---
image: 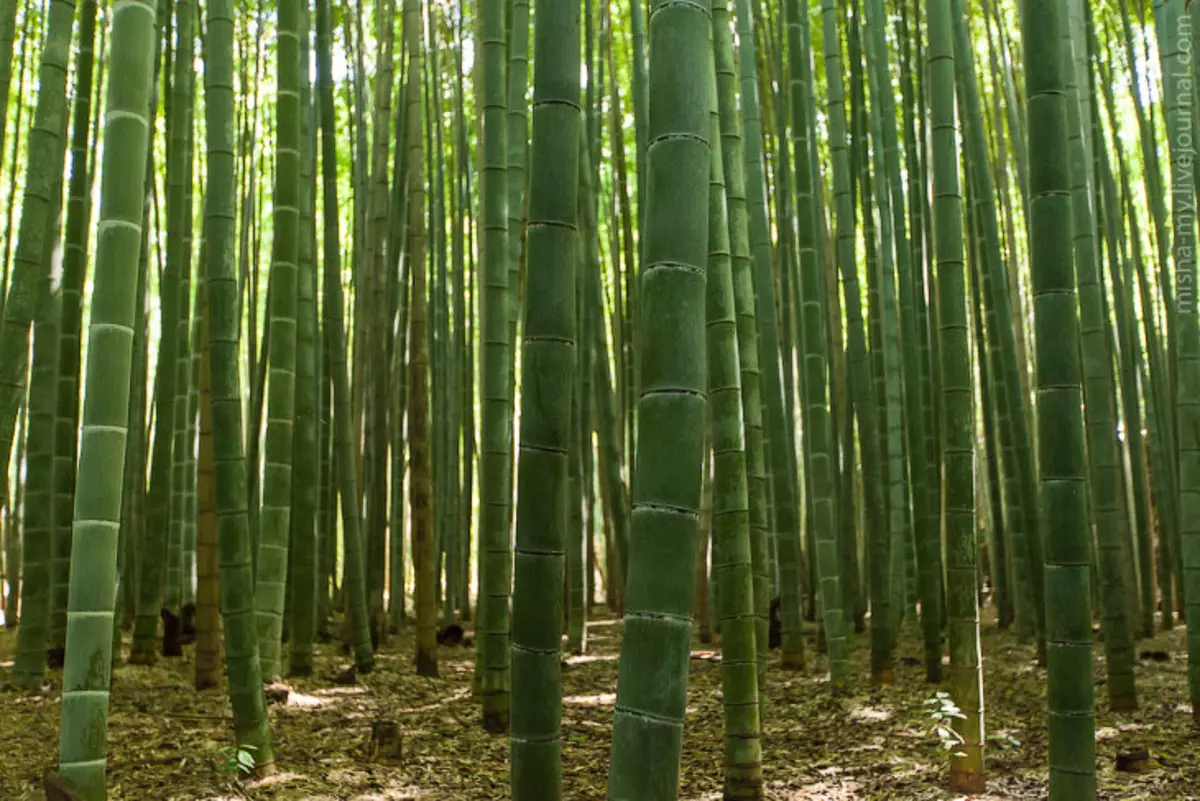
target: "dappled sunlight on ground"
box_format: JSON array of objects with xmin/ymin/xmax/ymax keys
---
[
  {"xmin": 562, "ymin": 652, "xmax": 618, "ymax": 666},
  {"xmin": 285, "ymin": 691, "xmax": 329, "ymax": 709},
  {"xmin": 0, "ymin": 614, "xmax": 1195, "ymax": 799},
  {"xmin": 848, "ymin": 703, "xmax": 894, "ymax": 722},
  {"xmin": 312, "ymin": 685, "xmax": 369, "ymax": 696},
  {"xmin": 562, "ymin": 691, "xmax": 616, "ymax": 707}
]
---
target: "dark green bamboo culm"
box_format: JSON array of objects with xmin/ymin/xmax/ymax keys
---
[
  {"xmin": 161, "ymin": 0, "xmax": 197, "ymax": 660},
  {"xmin": 12, "ymin": 116, "xmax": 65, "ymax": 690},
  {"xmin": 478, "ymin": 0, "xmax": 513, "ymax": 731},
  {"xmin": 0, "ymin": 0, "xmax": 76, "ymax": 529},
  {"xmin": 48, "ymin": 0, "xmax": 99, "ymax": 667},
  {"xmin": 7, "ymin": 0, "xmax": 78, "ymax": 682},
  {"xmin": 571, "ymin": 126, "xmax": 602, "ymax": 657},
  {"xmin": 289, "ymin": 0, "xmax": 319, "ymax": 677},
  {"xmin": 607, "ymin": 0, "xmax": 710, "ymax": 795},
  {"xmin": 1023, "ymin": 0, "xmax": 1096, "ymax": 796},
  {"xmin": 131, "ymin": 0, "xmax": 190, "ymax": 664},
  {"xmin": 202, "ymin": 0, "xmax": 276, "ymax": 767},
  {"xmin": 405, "ymin": 0, "xmax": 437, "ymax": 679},
  {"xmin": 1162, "ymin": 0, "xmax": 1200, "ymax": 714},
  {"xmin": 508, "ymin": 0, "xmax": 581, "ymax": 785}
]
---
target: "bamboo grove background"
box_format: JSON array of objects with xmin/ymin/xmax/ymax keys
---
[{"xmin": 0, "ymin": 0, "xmax": 1196, "ymax": 798}]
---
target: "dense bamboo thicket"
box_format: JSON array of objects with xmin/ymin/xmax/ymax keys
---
[{"xmin": 0, "ymin": 0, "xmax": 1197, "ymax": 799}]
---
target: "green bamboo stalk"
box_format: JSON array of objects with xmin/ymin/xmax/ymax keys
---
[
  {"xmin": 842, "ymin": 0, "xmax": 892, "ymax": 681},
  {"xmin": 1157, "ymin": 0, "xmax": 1200, "ymax": 713},
  {"xmin": 54, "ymin": 0, "xmax": 159, "ymax": 789},
  {"xmin": 1024, "ymin": 1, "xmax": 1096, "ymax": 795},
  {"xmin": 195, "ymin": 279, "xmax": 220, "ymax": 690},
  {"xmin": 788, "ymin": 0, "xmax": 847, "ymax": 687},
  {"xmin": 508, "ymin": 0, "xmax": 581, "ymax": 783},
  {"xmin": 570, "ymin": 128, "xmax": 600, "ymax": 657},
  {"xmin": 49, "ymin": 0, "xmax": 99, "ymax": 663},
  {"xmin": 316, "ymin": 0, "xmax": 374, "ymax": 673},
  {"xmin": 607, "ymin": 0, "xmax": 710, "ymax": 795},
  {"xmin": 289, "ymin": 0, "xmax": 318, "ymax": 677},
  {"xmin": 405, "ymin": 0, "xmax": 436, "ymax": 678},
  {"xmin": 162, "ymin": 0, "xmax": 196, "ymax": 658},
  {"xmin": 1060, "ymin": 6, "xmax": 1136, "ymax": 710},
  {"xmin": 202, "ymin": 0, "xmax": 276, "ymax": 765},
  {"xmin": 734, "ymin": 0, "xmax": 805, "ymax": 671},
  {"xmin": 706, "ymin": 37, "xmax": 763, "ymax": 797},
  {"xmin": 479, "ymin": 0, "xmax": 513, "ymax": 730},
  {"xmin": 716, "ymin": 0, "xmax": 769, "ymax": 686},
  {"xmin": 253, "ymin": 0, "xmax": 302, "ymax": 681},
  {"xmin": 11, "ymin": 225, "xmax": 59, "ymax": 689},
  {"xmin": 0, "ymin": 0, "xmax": 19, "ymax": 164},
  {"xmin": 0, "ymin": 0, "xmax": 76, "ymax": 635},
  {"xmin": 863, "ymin": 0, "xmax": 922, "ymax": 661},
  {"xmin": 131, "ymin": 0, "xmax": 183, "ymax": 663},
  {"xmin": 953, "ymin": 0, "xmax": 1045, "ymax": 659},
  {"xmin": 929, "ymin": 0, "xmax": 983, "ymax": 788}
]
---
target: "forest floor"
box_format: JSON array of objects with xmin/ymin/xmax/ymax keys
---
[{"xmin": 0, "ymin": 610, "xmax": 1197, "ymax": 800}]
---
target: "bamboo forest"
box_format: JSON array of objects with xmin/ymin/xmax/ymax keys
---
[{"xmin": 1, "ymin": 0, "xmax": 1200, "ymax": 796}]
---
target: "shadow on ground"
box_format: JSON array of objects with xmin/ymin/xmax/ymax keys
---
[{"xmin": 0, "ymin": 612, "xmax": 1195, "ymax": 799}]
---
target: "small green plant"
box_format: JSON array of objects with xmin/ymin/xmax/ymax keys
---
[
  {"xmin": 923, "ymin": 691, "xmax": 967, "ymax": 756},
  {"xmin": 216, "ymin": 744, "xmax": 257, "ymax": 777}
]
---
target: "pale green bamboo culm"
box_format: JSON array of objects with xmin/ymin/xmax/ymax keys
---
[
  {"xmin": 1059, "ymin": 0, "xmax": 1136, "ymax": 712},
  {"xmin": 54, "ymin": 0, "xmax": 160, "ymax": 796},
  {"xmin": 928, "ymin": 0, "xmax": 984, "ymax": 790},
  {"xmin": 706, "ymin": 28, "xmax": 763, "ymax": 797},
  {"xmin": 714, "ymin": 0, "xmax": 769, "ymax": 688},
  {"xmin": 789, "ymin": 0, "xmax": 847, "ymax": 688},
  {"xmin": 255, "ymin": 0, "xmax": 302, "ymax": 682},
  {"xmin": 315, "ymin": 0, "xmax": 374, "ymax": 674},
  {"xmin": 737, "ymin": 0, "xmax": 805, "ymax": 670}
]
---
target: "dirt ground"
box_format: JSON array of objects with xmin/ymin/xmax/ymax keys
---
[{"xmin": 1, "ymin": 612, "xmax": 1196, "ymax": 800}]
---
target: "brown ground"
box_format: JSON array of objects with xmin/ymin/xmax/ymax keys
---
[{"xmin": 0, "ymin": 613, "xmax": 1196, "ymax": 800}]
